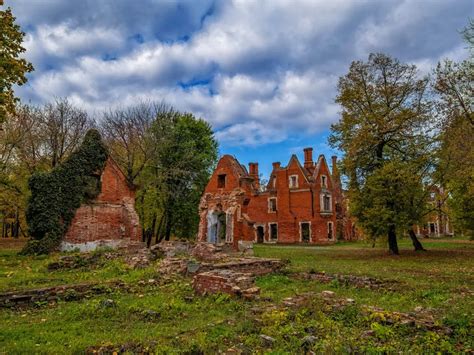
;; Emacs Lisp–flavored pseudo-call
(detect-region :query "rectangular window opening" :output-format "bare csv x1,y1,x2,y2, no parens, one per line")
323,195,331,211
268,198,277,212
269,223,278,241
328,222,334,240
289,175,298,188
217,174,226,188
301,222,310,243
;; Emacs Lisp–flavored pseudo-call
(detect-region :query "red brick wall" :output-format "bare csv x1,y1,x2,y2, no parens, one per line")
198,151,339,247
63,158,141,245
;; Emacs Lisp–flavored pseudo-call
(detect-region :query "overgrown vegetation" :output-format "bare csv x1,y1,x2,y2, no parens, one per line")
21,130,108,255
0,239,472,352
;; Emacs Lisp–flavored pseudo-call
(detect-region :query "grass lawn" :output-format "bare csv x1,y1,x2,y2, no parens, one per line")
0,237,472,353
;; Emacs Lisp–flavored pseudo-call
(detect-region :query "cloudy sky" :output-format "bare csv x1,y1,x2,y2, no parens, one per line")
8,0,472,178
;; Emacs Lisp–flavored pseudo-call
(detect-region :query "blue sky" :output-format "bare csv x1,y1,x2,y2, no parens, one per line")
7,0,472,178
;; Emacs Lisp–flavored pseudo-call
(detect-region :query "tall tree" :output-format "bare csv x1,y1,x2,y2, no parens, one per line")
433,19,474,237
147,108,218,243
41,98,94,168
100,102,156,185
0,7,34,123
329,53,432,254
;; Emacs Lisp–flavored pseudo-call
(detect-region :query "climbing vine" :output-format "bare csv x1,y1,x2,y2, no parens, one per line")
21,129,108,255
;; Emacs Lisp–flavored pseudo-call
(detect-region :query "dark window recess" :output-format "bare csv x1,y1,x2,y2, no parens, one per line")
323,195,331,211
256,226,264,243
269,198,277,212
301,223,310,242
217,174,226,188
270,224,278,240
328,222,333,239
243,198,250,206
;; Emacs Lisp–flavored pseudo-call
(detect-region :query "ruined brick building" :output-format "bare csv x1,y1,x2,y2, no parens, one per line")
61,158,142,251
415,186,454,238
198,148,355,248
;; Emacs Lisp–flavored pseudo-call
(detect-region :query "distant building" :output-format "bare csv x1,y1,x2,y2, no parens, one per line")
415,186,454,238
197,148,355,248
62,158,142,251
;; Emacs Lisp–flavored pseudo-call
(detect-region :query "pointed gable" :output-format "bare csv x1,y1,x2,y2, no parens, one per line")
313,155,334,189
205,155,250,192
285,154,310,188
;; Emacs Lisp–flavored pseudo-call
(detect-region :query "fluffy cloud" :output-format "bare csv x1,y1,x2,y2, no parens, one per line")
10,0,472,146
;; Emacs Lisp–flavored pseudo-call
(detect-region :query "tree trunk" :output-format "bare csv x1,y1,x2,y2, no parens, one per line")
146,215,157,248
155,215,164,244
388,225,399,255
409,228,426,251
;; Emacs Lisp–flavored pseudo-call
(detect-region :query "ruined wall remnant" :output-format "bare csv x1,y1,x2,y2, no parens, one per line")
62,158,142,251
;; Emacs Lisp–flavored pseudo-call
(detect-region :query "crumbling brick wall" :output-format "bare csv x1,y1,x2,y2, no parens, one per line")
62,158,141,250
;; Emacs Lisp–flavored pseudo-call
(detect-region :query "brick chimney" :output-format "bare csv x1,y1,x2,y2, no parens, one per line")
331,156,338,177
303,147,313,169
249,162,259,188
272,162,281,170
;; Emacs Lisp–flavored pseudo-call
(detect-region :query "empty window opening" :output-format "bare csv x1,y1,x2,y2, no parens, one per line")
217,174,226,188
328,222,334,240
256,226,264,243
301,222,311,243
321,175,327,187
269,223,278,241
289,175,298,188
323,194,331,211
268,197,277,212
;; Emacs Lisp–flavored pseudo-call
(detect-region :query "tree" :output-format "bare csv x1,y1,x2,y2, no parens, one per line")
101,103,218,246
329,53,432,254
100,102,156,185
434,59,473,127
0,7,34,123
146,108,218,243
433,21,474,237
41,98,94,168
461,17,474,51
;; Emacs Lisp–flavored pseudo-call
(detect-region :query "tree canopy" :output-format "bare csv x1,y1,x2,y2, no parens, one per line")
329,53,433,254
0,7,33,123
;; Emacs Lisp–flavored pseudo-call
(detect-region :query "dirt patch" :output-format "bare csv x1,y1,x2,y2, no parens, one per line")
0,238,28,250
85,342,155,354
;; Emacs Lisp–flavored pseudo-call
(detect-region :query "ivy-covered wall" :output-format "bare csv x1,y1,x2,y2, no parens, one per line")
21,129,108,255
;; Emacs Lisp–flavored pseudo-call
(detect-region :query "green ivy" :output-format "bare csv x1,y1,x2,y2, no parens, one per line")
21,129,108,255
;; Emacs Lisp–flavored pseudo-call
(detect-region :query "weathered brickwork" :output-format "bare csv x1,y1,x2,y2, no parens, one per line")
62,158,141,250
198,148,353,249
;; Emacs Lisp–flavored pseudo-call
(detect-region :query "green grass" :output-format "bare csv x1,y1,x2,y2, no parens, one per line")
0,237,473,353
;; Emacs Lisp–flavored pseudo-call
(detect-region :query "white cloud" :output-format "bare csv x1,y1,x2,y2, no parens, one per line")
13,0,472,146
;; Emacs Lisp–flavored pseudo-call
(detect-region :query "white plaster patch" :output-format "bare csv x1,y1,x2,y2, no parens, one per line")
59,239,124,252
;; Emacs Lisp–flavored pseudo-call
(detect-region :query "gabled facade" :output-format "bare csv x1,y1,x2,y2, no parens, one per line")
198,148,350,248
